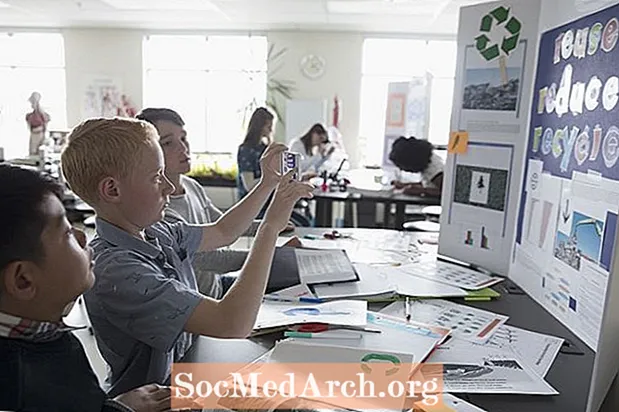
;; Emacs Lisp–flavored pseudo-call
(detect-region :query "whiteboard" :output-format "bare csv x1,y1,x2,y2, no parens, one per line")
285,99,328,143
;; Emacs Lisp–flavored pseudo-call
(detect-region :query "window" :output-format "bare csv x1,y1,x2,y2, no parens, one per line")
143,35,267,153
359,38,457,166
0,32,66,159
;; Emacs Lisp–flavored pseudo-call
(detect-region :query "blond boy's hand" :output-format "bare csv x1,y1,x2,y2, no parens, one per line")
115,384,171,412
259,142,288,187
263,170,314,232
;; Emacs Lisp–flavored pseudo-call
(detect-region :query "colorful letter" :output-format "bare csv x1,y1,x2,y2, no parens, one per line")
561,126,579,172
585,76,602,111
602,17,619,52
574,28,589,58
552,127,567,159
532,127,543,153
590,125,602,161
588,22,603,55
575,126,590,165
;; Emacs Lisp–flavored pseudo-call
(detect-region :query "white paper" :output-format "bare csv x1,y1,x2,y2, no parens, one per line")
469,171,490,205
426,339,558,395
398,261,503,290
254,300,367,329
380,266,469,298
312,264,395,299
381,300,508,344
288,312,450,364
485,325,564,378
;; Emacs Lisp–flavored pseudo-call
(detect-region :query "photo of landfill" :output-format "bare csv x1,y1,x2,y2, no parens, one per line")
461,46,524,112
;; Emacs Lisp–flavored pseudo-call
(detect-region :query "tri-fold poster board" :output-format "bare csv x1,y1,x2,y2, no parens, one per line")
440,1,619,411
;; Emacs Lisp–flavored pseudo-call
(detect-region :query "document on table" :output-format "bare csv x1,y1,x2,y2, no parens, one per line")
397,261,504,290
295,249,358,284
426,339,558,395
381,299,508,344
486,325,564,378
254,300,367,329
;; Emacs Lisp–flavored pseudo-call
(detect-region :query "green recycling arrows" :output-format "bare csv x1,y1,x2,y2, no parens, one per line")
475,5,522,61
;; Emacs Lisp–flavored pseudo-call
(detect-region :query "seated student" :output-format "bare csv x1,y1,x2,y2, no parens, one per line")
237,107,274,200
0,164,171,412
289,123,335,180
388,136,444,197
136,107,297,298
61,117,313,397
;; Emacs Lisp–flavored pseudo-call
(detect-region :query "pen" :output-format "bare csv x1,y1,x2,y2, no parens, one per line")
284,331,363,339
332,325,382,334
405,297,411,322
263,295,324,304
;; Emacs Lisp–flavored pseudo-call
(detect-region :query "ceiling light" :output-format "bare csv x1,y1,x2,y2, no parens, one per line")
327,0,443,15
101,0,218,11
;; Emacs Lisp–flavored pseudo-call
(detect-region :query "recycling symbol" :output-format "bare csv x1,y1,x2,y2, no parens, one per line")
475,6,522,61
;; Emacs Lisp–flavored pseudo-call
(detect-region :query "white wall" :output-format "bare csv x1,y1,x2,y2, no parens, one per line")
63,29,143,127
266,31,363,167
61,29,365,166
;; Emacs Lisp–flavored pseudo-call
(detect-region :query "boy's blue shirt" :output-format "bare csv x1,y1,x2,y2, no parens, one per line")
84,217,203,397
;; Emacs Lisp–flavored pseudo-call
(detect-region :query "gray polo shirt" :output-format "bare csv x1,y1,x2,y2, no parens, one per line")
84,218,203,396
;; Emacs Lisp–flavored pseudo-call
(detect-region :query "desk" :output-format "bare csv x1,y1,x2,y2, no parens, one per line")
313,189,439,229
181,227,604,412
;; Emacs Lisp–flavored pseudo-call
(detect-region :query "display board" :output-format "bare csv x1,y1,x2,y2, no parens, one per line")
511,0,619,352
439,0,541,276
509,4,619,410
382,76,432,169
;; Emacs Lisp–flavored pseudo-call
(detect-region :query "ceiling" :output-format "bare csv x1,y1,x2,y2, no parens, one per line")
0,0,491,34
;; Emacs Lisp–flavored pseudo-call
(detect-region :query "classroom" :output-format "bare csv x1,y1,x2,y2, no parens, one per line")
2,0,619,411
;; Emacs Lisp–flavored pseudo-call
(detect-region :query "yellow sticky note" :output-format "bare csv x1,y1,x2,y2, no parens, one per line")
448,131,469,154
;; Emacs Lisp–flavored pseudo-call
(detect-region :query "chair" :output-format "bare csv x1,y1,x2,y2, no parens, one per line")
402,205,442,232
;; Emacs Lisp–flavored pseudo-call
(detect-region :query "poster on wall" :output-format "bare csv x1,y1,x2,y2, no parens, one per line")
511,3,619,351
439,0,541,276
81,75,124,120
382,76,432,169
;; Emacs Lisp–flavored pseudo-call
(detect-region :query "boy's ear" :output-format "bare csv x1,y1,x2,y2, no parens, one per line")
2,262,37,302
99,177,121,203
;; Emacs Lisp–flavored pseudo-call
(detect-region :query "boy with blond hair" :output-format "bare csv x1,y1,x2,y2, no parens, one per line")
61,117,313,396
0,164,172,411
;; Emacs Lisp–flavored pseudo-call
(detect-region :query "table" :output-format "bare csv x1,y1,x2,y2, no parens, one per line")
313,188,439,229
181,227,609,412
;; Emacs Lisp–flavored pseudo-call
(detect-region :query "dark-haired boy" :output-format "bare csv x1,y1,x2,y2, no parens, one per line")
0,164,171,412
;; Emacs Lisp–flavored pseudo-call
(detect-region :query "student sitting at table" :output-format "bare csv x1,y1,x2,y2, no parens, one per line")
389,136,444,197
237,107,274,200
61,117,313,397
289,123,336,180
136,107,298,299
0,164,172,412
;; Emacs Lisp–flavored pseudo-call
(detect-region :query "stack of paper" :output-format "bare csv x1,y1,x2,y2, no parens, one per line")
288,311,451,364
379,299,563,395
254,300,367,330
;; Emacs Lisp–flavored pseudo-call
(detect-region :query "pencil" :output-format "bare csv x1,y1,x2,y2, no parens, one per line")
405,297,411,322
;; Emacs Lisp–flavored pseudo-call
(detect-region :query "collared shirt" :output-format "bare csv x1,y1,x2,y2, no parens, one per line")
0,310,84,342
0,310,132,412
84,217,203,397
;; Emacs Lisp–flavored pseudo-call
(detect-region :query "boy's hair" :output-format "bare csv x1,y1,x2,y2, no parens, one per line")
61,117,159,207
389,136,434,173
135,108,185,128
0,165,64,274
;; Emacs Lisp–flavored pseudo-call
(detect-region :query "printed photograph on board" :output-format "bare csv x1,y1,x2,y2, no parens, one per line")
454,165,509,211
554,211,604,270
461,41,525,112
